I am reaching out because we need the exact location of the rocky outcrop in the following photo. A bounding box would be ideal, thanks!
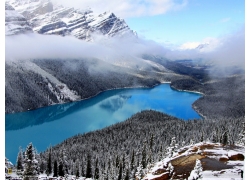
[5,2,33,35]
[6,0,136,40]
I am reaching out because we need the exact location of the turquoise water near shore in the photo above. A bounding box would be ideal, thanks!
[5,83,202,163]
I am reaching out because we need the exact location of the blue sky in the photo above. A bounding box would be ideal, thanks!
[56,0,245,48]
[125,0,245,46]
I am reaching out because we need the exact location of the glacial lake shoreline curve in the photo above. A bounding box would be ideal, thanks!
[6,82,203,163]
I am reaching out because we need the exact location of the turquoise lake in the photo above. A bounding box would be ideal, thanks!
[5,83,202,163]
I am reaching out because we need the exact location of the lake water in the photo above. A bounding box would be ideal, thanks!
[5,83,202,163]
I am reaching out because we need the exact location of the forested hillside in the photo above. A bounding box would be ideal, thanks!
[17,110,243,179]
[5,58,186,113]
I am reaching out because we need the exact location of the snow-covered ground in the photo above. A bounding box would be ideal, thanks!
[143,142,245,180]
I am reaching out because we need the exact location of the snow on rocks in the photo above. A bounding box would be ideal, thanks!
[6,0,135,41]
[143,142,245,180]
[5,2,33,36]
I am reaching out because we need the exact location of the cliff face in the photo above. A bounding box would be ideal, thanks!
[5,2,33,36]
[6,0,136,40]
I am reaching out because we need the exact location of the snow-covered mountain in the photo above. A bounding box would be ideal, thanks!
[5,2,33,35]
[5,0,136,41]
[195,43,209,50]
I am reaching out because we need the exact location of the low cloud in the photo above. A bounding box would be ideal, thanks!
[165,26,245,70]
[51,0,188,18]
[5,25,245,75]
[5,32,166,63]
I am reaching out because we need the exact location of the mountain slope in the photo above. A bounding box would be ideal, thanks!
[5,2,33,35]
[6,0,136,40]
[5,58,183,113]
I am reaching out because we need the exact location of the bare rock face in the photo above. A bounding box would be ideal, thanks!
[228,153,245,161]
[5,2,33,36]
[5,0,136,40]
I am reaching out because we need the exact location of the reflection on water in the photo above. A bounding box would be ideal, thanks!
[100,95,131,112]
[5,84,202,163]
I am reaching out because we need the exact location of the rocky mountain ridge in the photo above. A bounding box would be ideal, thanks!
[5,2,33,35]
[5,0,136,41]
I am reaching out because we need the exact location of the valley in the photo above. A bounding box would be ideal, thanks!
[4,0,245,179]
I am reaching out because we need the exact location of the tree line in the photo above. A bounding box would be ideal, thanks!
[15,110,244,179]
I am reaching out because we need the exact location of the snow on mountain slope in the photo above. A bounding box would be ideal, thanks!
[5,2,33,35]
[6,0,135,41]
[6,60,81,103]
[5,0,168,73]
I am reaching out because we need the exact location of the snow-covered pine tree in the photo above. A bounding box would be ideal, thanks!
[130,150,135,170]
[166,162,174,178]
[75,159,80,177]
[23,143,39,179]
[135,163,144,180]
[188,159,203,180]
[39,160,46,174]
[211,131,218,143]
[86,153,92,178]
[190,139,194,145]
[117,162,123,180]
[58,162,64,177]
[46,149,52,175]
[182,141,186,147]
[16,146,24,172]
[141,145,147,168]
[124,168,130,180]
[58,148,68,177]
[94,158,100,179]
[53,160,58,177]
[221,130,229,145]
[167,137,178,158]
[237,121,245,146]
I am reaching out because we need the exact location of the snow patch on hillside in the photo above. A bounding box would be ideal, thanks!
[21,60,81,102]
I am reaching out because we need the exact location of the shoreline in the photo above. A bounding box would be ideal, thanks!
[6,81,172,114]
[6,81,205,120]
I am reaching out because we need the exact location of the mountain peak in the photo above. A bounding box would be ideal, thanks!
[5,0,136,41]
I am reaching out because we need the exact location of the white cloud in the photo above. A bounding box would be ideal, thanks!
[5,32,166,62]
[179,42,200,50]
[5,25,244,73]
[51,0,188,18]
[166,26,245,70]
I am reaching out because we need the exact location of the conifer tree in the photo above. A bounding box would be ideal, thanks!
[130,150,135,170]
[58,162,64,177]
[188,159,203,180]
[166,162,174,177]
[86,153,92,178]
[94,158,100,179]
[46,150,52,175]
[23,143,39,179]
[53,160,58,177]
[200,131,204,142]
[149,134,154,151]
[141,145,147,168]
[115,155,119,168]
[237,121,245,146]
[124,168,130,180]
[221,131,228,145]
[16,146,24,171]
[135,163,144,180]
[117,163,123,180]
[75,159,80,177]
